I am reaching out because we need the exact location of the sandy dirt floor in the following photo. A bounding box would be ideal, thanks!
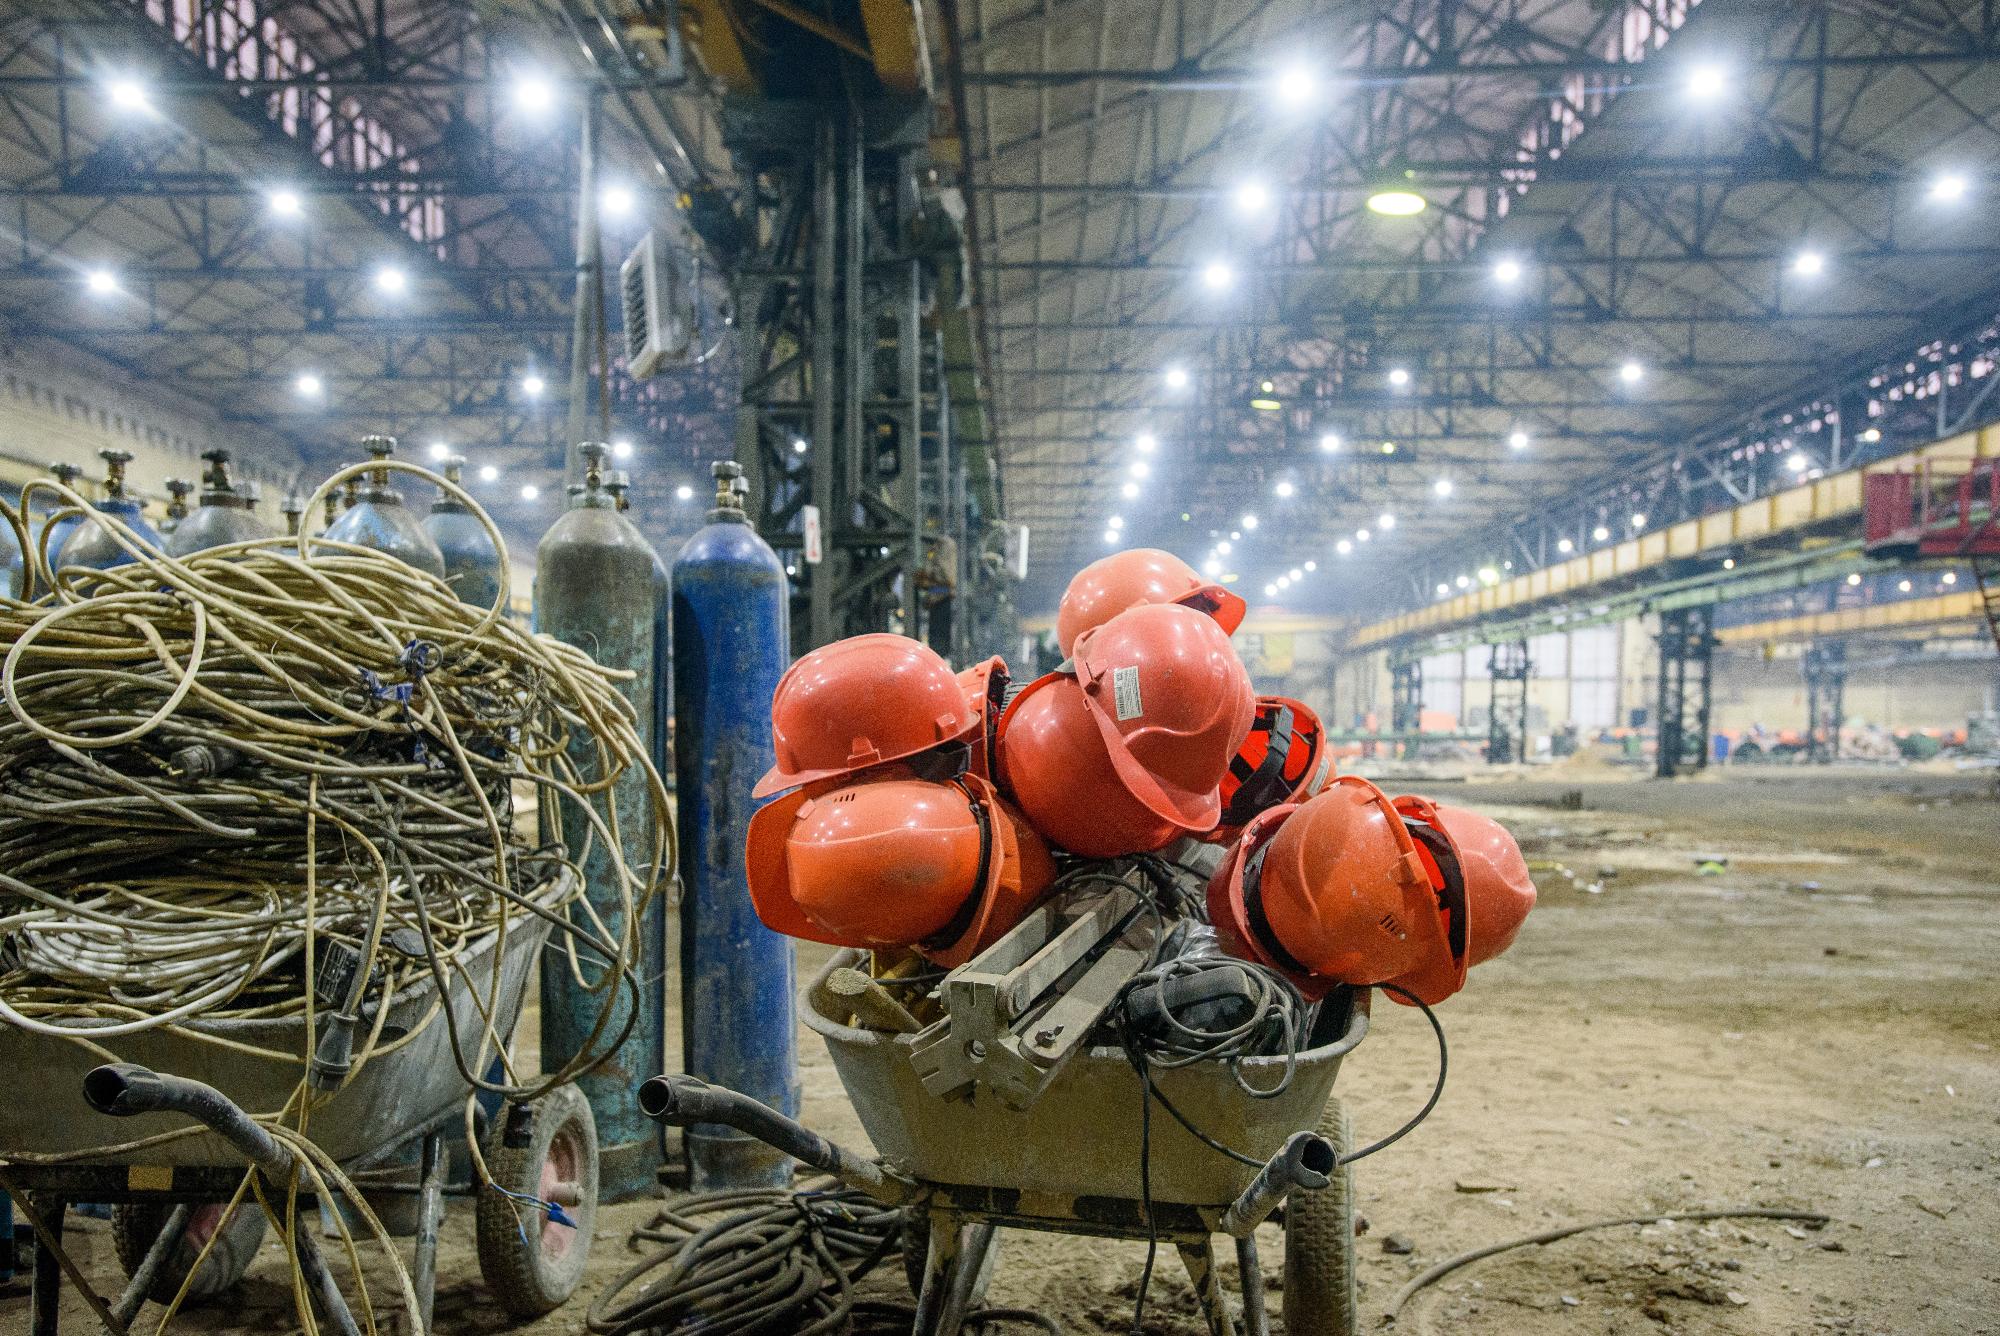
[7,765,1998,1334]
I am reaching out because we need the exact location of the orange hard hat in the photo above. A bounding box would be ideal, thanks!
[993,670,1183,857]
[744,770,1055,965]
[1206,696,1333,842]
[755,633,981,798]
[1394,796,1535,969]
[957,655,1010,782]
[1071,602,1256,832]
[1206,777,1453,1002]
[1055,548,1248,657]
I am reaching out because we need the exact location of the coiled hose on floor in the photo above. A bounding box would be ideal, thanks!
[587,1182,1060,1335]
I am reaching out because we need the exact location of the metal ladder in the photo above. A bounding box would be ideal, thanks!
[1975,556,2000,654]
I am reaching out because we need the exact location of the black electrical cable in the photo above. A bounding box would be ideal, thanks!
[587,1182,1067,1336]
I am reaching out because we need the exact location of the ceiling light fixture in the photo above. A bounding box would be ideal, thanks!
[612,439,634,460]
[1929,171,1969,203]
[1164,364,1190,390]
[293,371,324,398]
[85,268,118,296]
[1432,476,1453,498]
[512,72,557,115]
[106,75,152,115]
[1366,188,1426,216]
[1493,258,1523,284]
[1791,249,1825,278]
[521,373,546,398]
[1618,360,1644,384]
[1274,64,1315,107]
[1686,63,1726,101]
[1234,180,1271,214]
[1241,513,1260,530]
[1508,429,1530,450]
[1318,432,1342,453]
[1135,431,1158,454]
[1274,479,1296,498]
[267,188,304,218]
[1201,260,1235,291]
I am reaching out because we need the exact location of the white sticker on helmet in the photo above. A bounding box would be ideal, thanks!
[1112,665,1143,721]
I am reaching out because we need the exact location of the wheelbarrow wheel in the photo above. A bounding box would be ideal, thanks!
[111,1201,266,1303]
[476,1082,599,1318]
[1283,1096,1356,1336]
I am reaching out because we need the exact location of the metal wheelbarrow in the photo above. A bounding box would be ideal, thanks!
[641,948,1372,1336]
[0,875,601,1335]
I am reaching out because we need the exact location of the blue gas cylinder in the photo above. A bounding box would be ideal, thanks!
[672,460,797,1189]
[422,456,503,609]
[31,463,88,592]
[1,499,20,599]
[324,436,446,577]
[533,442,665,1200]
[57,450,163,572]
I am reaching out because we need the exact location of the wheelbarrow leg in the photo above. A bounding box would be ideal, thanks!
[910,1214,962,1335]
[1176,1238,1233,1336]
[110,1202,195,1325]
[935,1221,998,1336]
[28,1195,66,1336]
[912,1214,997,1336]
[413,1130,447,1333]
[1234,1234,1269,1336]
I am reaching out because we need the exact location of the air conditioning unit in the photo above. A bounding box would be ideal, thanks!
[620,230,694,377]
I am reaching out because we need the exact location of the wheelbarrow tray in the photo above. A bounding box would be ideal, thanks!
[0,882,562,1168]
[802,949,1369,1208]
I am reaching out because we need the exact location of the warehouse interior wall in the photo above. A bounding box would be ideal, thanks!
[1321,620,1999,749]
[0,337,303,502]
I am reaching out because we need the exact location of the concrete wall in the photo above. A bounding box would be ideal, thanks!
[0,337,303,505]
[1710,640,1999,734]
[1328,618,1998,748]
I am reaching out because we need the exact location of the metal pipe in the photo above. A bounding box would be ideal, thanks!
[565,98,600,481]
[1216,1131,1335,1238]
[636,1075,916,1204]
[81,1065,361,1336]
[110,1203,192,1325]
[1235,1234,1270,1336]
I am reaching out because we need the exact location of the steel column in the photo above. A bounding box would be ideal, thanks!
[1656,608,1718,778]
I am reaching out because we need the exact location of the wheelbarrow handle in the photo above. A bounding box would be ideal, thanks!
[1217,1130,1335,1238]
[81,1064,362,1336]
[637,1074,919,1205]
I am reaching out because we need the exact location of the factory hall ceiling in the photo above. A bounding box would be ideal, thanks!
[955,0,2000,607]
[3,1,2000,612]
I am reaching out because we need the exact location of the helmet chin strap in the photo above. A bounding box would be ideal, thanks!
[1237,842,1317,981]
[1221,703,1297,825]
[1403,818,1470,965]
[919,778,995,954]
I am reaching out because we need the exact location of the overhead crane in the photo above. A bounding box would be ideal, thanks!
[1350,423,2000,778]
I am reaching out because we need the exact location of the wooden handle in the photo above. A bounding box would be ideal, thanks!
[817,966,922,1034]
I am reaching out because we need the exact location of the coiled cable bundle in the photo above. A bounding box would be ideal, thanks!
[0,466,670,1097]
[588,1182,1060,1336]
[0,466,674,1330]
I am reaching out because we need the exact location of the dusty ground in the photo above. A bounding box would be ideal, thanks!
[7,765,1998,1334]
